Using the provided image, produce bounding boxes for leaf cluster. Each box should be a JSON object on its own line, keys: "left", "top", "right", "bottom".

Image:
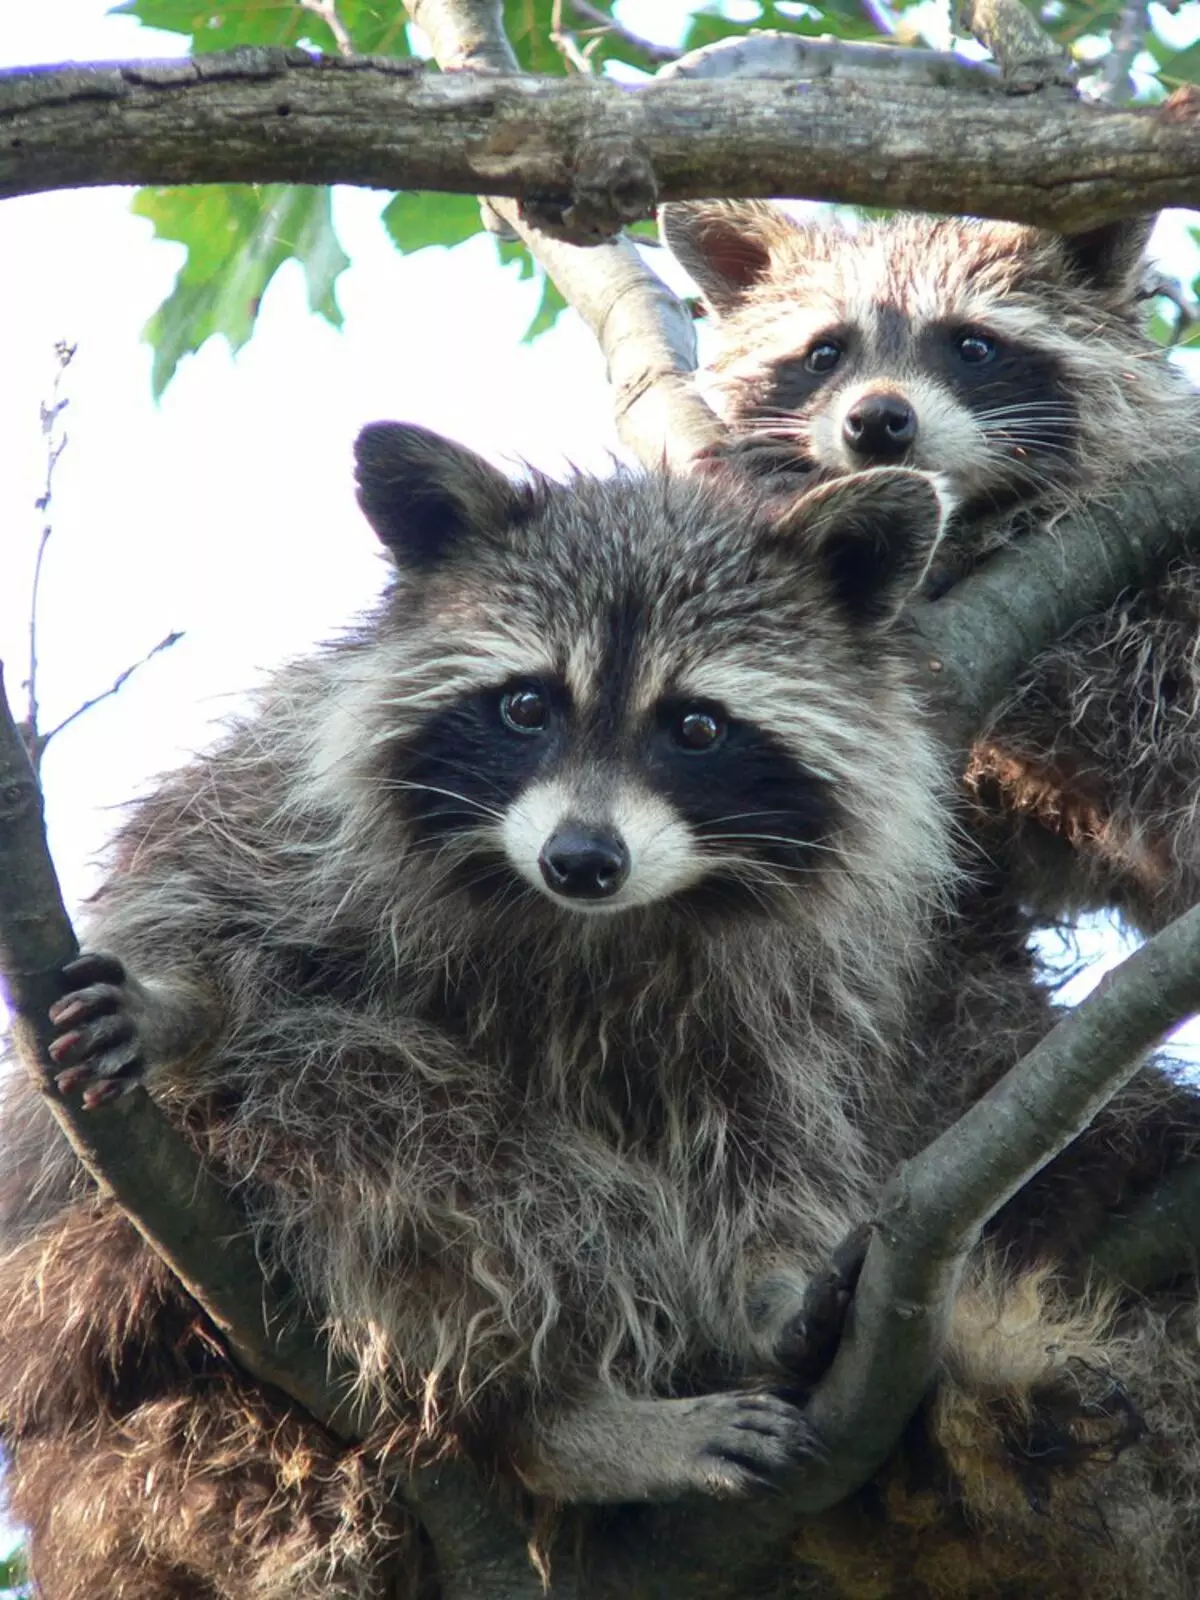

{"left": 114, "top": 0, "right": 1200, "bottom": 389}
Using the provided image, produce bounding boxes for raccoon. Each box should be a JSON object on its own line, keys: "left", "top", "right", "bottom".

{"left": 660, "top": 200, "right": 1200, "bottom": 930}
{"left": 0, "top": 425, "right": 968, "bottom": 1597}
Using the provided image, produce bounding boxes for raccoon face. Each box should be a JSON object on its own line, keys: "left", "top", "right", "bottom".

{"left": 661, "top": 202, "right": 1155, "bottom": 516}
{"left": 353, "top": 424, "right": 950, "bottom": 923}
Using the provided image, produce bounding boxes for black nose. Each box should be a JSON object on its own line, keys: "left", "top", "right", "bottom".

{"left": 842, "top": 394, "right": 917, "bottom": 461}
{"left": 539, "top": 827, "right": 630, "bottom": 901}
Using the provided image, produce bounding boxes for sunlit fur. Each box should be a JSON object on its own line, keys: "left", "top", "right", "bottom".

{"left": 0, "top": 439, "right": 986, "bottom": 1597}
{"left": 661, "top": 200, "right": 1200, "bottom": 930}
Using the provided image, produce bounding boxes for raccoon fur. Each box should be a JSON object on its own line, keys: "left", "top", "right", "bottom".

{"left": 3, "top": 425, "right": 1199, "bottom": 1600}
{"left": 0, "top": 427, "right": 947, "bottom": 1596}
{"left": 660, "top": 200, "right": 1200, "bottom": 931}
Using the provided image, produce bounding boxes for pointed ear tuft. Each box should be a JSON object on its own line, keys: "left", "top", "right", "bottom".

{"left": 775, "top": 469, "right": 954, "bottom": 627}
{"left": 659, "top": 201, "right": 799, "bottom": 316}
{"left": 354, "top": 422, "right": 523, "bottom": 569}
{"left": 1060, "top": 217, "right": 1156, "bottom": 304}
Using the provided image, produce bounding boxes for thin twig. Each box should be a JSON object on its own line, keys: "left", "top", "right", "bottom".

{"left": 567, "top": 0, "right": 680, "bottom": 65}
{"left": 859, "top": 0, "right": 901, "bottom": 36}
{"left": 549, "top": 0, "right": 594, "bottom": 75}
{"left": 299, "top": 0, "right": 353, "bottom": 58}
{"left": 38, "top": 629, "right": 186, "bottom": 752}
{"left": 24, "top": 341, "right": 76, "bottom": 767}
{"left": 1098, "top": 0, "right": 1152, "bottom": 104}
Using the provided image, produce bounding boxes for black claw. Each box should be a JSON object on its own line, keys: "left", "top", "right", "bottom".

{"left": 775, "top": 1222, "right": 872, "bottom": 1385}
{"left": 60, "top": 953, "right": 126, "bottom": 988}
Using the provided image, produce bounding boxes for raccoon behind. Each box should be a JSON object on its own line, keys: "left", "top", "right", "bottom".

{"left": 2, "top": 426, "right": 1198, "bottom": 1599}
{"left": 660, "top": 200, "right": 1200, "bottom": 931}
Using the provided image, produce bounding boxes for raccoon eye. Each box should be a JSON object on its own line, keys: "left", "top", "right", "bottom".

{"left": 804, "top": 341, "right": 843, "bottom": 375}
{"left": 673, "top": 708, "right": 726, "bottom": 752}
{"left": 499, "top": 685, "right": 549, "bottom": 735}
{"left": 955, "top": 331, "right": 996, "bottom": 365}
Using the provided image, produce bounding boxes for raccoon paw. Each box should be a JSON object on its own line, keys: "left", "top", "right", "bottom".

{"left": 693, "top": 434, "right": 818, "bottom": 487}
{"left": 48, "top": 952, "right": 147, "bottom": 1108}
{"left": 685, "top": 1389, "right": 816, "bottom": 1496}
{"left": 773, "top": 1223, "right": 870, "bottom": 1387}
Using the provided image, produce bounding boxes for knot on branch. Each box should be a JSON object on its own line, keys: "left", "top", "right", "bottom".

{"left": 521, "top": 139, "right": 657, "bottom": 244}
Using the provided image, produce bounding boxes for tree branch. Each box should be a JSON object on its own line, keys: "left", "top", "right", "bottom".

{"left": 907, "top": 453, "right": 1200, "bottom": 755}
{"left": 1086, "top": 1160, "right": 1200, "bottom": 1292}
{"left": 1099, "top": 0, "right": 1153, "bottom": 104}
{"left": 568, "top": 0, "right": 681, "bottom": 65}
{"left": 0, "top": 660, "right": 360, "bottom": 1440}
{"left": 957, "top": 0, "right": 1076, "bottom": 89}
{"left": 657, "top": 29, "right": 999, "bottom": 90}
{"left": 408, "top": 0, "right": 724, "bottom": 466}
{"left": 5, "top": 51, "right": 1200, "bottom": 230}
{"left": 0, "top": 660, "right": 545, "bottom": 1600}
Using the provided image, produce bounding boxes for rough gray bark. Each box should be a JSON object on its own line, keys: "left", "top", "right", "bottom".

{"left": 5, "top": 50, "right": 1200, "bottom": 229}
{"left": 957, "top": 0, "right": 1076, "bottom": 88}
{"left": 908, "top": 458, "right": 1200, "bottom": 755}
{"left": 657, "top": 29, "right": 999, "bottom": 87}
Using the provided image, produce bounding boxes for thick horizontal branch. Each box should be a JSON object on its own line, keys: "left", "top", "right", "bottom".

{"left": 4, "top": 50, "right": 1200, "bottom": 229}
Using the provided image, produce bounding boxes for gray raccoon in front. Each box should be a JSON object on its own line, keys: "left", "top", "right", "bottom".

{"left": 0, "top": 427, "right": 961, "bottom": 1597}
{"left": 661, "top": 200, "right": 1200, "bottom": 929}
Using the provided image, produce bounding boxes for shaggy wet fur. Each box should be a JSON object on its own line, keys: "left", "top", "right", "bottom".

{"left": 3, "top": 429, "right": 1200, "bottom": 1598}
{"left": 660, "top": 200, "right": 1200, "bottom": 929}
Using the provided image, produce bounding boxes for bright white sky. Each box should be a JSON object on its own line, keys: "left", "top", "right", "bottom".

{"left": 0, "top": 3, "right": 1198, "bottom": 1065}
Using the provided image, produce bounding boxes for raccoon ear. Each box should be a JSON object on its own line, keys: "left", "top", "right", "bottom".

{"left": 775, "top": 468, "right": 954, "bottom": 627}
{"left": 1060, "top": 217, "right": 1156, "bottom": 302}
{"left": 354, "top": 422, "right": 523, "bottom": 569}
{"left": 659, "top": 201, "right": 798, "bottom": 315}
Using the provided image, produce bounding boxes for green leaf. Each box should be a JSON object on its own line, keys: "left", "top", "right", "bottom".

{"left": 132, "top": 185, "right": 349, "bottom": 397}
{"left": 523, "top": 272, "right": 568, "bottom": 342}
{"left": 494, "top": 238, "right": 568, "bottom": 340}
{"left": 1159, "top": 40, "right": 1200, "bottom": 87}
{"left": 496, "top": 236, "right": 537, "bottom": 282}
{"left": 503, "top": 0, "right": 564, "bottom": 73}
{"left": 381, "top": 192, "right": 485, "bottom": 252}
{"left": 681, "top": 7, "right": 764, "bottom": 53}
{"left": 109, "top": 0, "right": 410, "bottom": 56}
{"left": 110, "top": 0, "right": 316, "bottom": 52}
{"left": 0, "top": 1544, "right": 30, "bottom": 1594}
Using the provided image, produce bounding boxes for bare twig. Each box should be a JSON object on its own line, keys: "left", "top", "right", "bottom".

{"left": 299, "top": 0, "right": 354, "bottom": 59}
{"left": 860, "top": 0, "right": 900, "bottom": 34}
{"left": 956, "top": 0, "right": 1076, "bottom": 88}
{"left": 567, "top": 0, "right": 681, "bottom": 66}
{"left": 1098, "top": 0, "right": 1152, "bottom": 105}
{"left": 549, "top": 0, "right": 594, "bottom": 76}
{"left": 37, "top": 629, "right": 185, "bottom": 755}
{"left": 23, "top": 340, "right": 76, "bottom": 769}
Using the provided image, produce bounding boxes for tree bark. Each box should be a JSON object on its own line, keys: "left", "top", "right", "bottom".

{"left": 4, "top": 50, "right": 1200, "bottom": 229}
